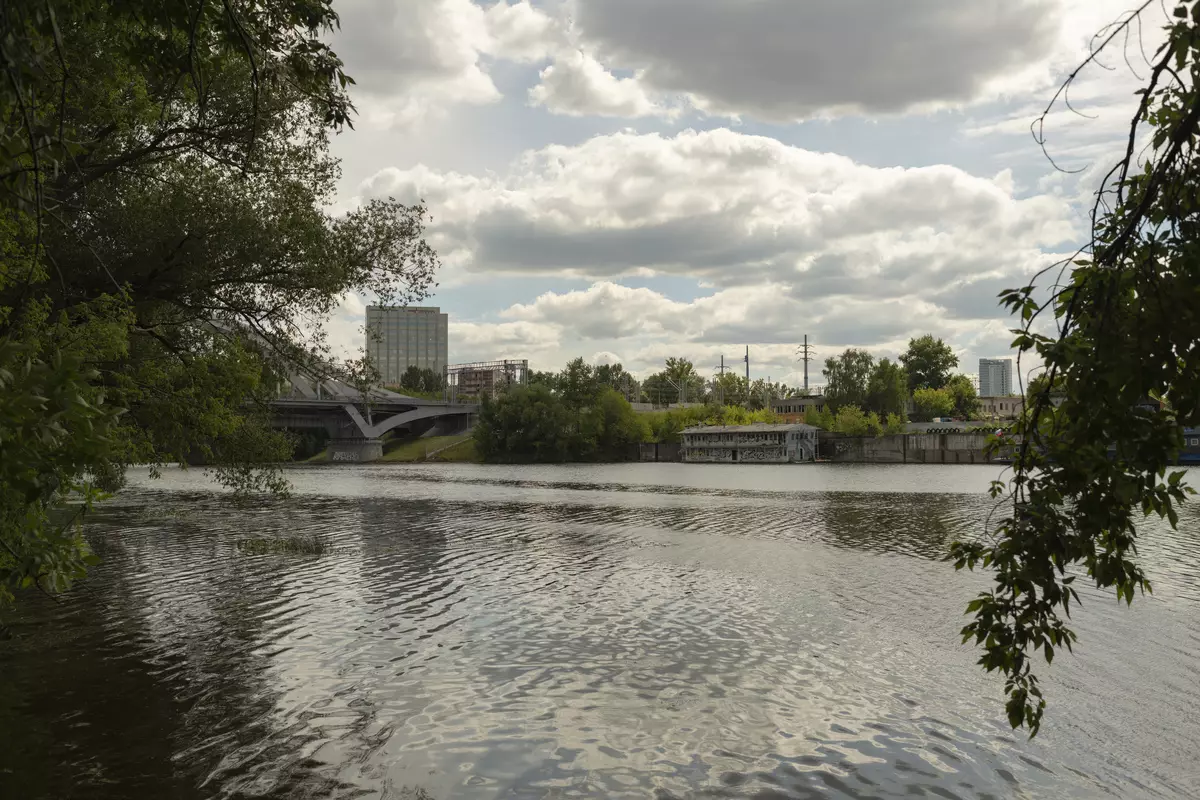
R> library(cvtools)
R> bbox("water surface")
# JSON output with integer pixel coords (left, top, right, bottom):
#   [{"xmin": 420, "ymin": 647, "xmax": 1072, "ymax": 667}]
[{"xmin": 2, "ymin": 463, "xmax": 1198, "ymax": 799}]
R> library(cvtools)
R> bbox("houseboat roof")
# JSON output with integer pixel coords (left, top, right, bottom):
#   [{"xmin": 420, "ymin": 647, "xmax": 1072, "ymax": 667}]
[{"xmin": 681, "ymin": 423, "xmax": 818, "ymax": 434}]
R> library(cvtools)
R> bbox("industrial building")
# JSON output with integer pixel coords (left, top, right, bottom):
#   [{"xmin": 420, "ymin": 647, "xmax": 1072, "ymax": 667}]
[
  {"xmin": 978, "ymin": 358, "xmax": 1013, "ymax": 397},
  {"xmin": 681, "ymin": 423, "xmax": 818, "ymax": 463},
  {"xmin": 770, "ymin": 395, "xmax": 828, "ymax": 422},
  {"xmin": 365, "ymin": 305, "xmax": 449, "ymax": 384},
  {"xmin": 978, "ymin": 396, "xmax": 1024, "ymax": 421}
]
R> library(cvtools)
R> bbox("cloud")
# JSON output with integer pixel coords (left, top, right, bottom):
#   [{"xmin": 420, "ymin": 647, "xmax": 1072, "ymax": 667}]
[
  {"xmin": 326, "ymin": 0, "xmax": 1172, "ymax": 137},
  {"xmin": 330, "ymin": 0, "xmax": 500, "ymax": 128},
  {"xmin": 448, "ymin": 319, "xmax": 562, "ymax": 364},
  {"xmin": 528, "ymin": 50, "xmax": 665, "ymax": 118},
  {"xmin": 503, "ymin": 281, "xmax": 981, "ymax": 348},
  {"xmin": 521, "ymin": 0, "xmax": 1063, "ymax": 122},
  {"xmin": 330, "ymin": 0, "xmax": 566, "ymax": 129},
  {"xmin": 504, "ymin": 282, "xmax": 686, "ymax": 338},
  {"xmin": 483, "ymin": 0, "xmax": 565, "ymax": 62},
  {"xmin": 361, "ymin": 127, "xmax": 1077, "ymax": 300},
  {"xmin": 312, "ymin": 0, "xmax": 1174, "ymax": 387},
  {"xmin": 961, "ymin": 0, "xmax": 1175, "ymax": 174},
  {"xmin": 448, "ymin": 280, "xmax": 1027, "ymax": 387}
]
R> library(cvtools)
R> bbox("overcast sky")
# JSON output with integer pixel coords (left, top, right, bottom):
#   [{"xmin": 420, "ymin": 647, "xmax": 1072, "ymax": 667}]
[{"xmin": 322, "ymin": 0, "xmax": 1164, "ymax": 388}]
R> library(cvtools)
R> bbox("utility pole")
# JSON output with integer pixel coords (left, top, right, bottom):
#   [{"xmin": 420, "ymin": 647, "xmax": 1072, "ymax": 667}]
[
  {"xmin": 744, "ymin": 346, "xmax": 750, "ymax": 383},
  {"xmin": 796, "ymin": 335, "xmax": 814, "ymax": 393},
  {"xmin": 713, "ymin": 355, "xmax": 729, "ymax": 406},
  {"xmin": 665, "ymin": 376, "xmax": 685, "ymax": 406}
]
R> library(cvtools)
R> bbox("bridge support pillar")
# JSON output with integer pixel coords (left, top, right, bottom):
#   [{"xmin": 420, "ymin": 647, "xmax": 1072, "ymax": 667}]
[{"xmin": 328, "ymin": 438, "xmax": 384, "ymax": 463}]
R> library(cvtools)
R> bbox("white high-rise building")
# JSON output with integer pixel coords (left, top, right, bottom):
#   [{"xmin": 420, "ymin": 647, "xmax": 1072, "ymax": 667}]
[
  {"xmin": 978, "ymin": 358, "xmax": 1013, "ymax": 397},
  {"xmin": 365, "ymin": 305, "xmax": 449, "ymax": 384}
]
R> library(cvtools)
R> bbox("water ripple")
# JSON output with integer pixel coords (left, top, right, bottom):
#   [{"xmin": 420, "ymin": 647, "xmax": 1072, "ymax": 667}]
[{"xmin": 2, "ymin": 464, "xmax": 1198, "ymax": 799}]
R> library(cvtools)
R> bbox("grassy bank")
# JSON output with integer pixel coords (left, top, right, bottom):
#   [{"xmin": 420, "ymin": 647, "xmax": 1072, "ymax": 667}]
[
  {"xmin": 422, "ymin": 437, "xmax": 479, "ymax": 462},
  {"xmin": 306, "ymin": 433, "xmax": 480, "ymax": 463},
  {"xmin": 380, "ymin": 434, "xmax": 478, "ymax": 462}
]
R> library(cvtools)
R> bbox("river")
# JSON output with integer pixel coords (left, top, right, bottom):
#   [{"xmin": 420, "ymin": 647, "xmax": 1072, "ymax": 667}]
[{"xmin": 2, "ymin": 463, "xmax": 1199, "ymax": 799}]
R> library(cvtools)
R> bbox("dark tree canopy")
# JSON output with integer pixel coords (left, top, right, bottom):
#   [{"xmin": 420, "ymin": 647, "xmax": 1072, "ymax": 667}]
[
  {"xmin": 0, "ymin": 0, "xmax": 439, "ymax": 610},
  {"xmin": 558, "ymin": 357, "xmax": 600, "ymax": 411},
  {"xmin": 899, "ymin": 335, "xmax": 959, "ymax": 393},
  {"xmin": 473, "ymin": 384, "xmax": 647, "ymax": 463},
  {"xmin": 911, "ymin": 387, "xmax": 955, "ymax": 421},
  {"xmin": 594, "ymin": 362, "xmax": 637, "ymax": 397},
  {"xmin": 865, "ymin": 358, "xmax": 908, "ymax": 418},
  {"xmin": 944, "ymin": 374, "xmax": 981, "ymax": 419},
  {"xmin": 642, "ymin": 357, "xmax": 704, "ymax": 405},
  {"xmin": 951, "ymin": 2, "xmax": 1200, "ymax": 735},
  {"xmin": 821, "ymin": 348, "xmax": 874, "ymax": 411}
]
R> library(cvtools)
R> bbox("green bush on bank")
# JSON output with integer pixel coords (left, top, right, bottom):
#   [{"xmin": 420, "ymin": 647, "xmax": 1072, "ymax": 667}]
[
  {"xmin": 641, "ymin": 405, "xmax": 779, "ymax": 444},
  {"xmin": 803, "ymin": 406, "xmax": 906, "ymax": 437},
  {"xmin": 474, "ymin": 385, "xmax": 649, "ymax": 463},
  {"xmin": 474, "ymin": 384, "xmax": 792, "ymax": 461}
]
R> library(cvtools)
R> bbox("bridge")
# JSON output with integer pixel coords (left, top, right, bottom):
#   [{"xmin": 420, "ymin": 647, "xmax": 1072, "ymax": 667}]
[{"xmin": 272, "ymin": 374, "xmax": 478, "ymax": 462}]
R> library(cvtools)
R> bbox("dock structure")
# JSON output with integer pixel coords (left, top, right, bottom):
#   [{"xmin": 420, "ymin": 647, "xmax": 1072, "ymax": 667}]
[{"xmin": 681, "ymin": 423, "xmax": 818, "ymax": 463}]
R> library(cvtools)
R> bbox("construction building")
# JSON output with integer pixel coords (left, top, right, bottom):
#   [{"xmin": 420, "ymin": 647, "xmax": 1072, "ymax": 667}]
[
  {"xmin": 365, "ymin": 305, "xmax": 449, "ymax": 384},
  {"xmin": 446, "ymin": 359, "xmax": 529, "ymax": 400},
  {"xmin": 681, "ymin": 423, "xmax": 819, "ymax": 463}
]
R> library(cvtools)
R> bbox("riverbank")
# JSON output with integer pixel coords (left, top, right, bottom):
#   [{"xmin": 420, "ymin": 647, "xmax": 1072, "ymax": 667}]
[
  {"xmin": 302, "ymin": 428, "xmax": 1004, "ymax": 467},
  {"xmin": 308, "ymin": 434, "xmax": 479, "ymax": 464}
]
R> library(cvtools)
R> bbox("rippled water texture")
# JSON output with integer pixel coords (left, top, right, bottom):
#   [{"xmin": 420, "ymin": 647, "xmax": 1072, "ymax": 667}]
[{"xmin": 3, "ymin": 464, "xmax": 1200, "ymax": 799}]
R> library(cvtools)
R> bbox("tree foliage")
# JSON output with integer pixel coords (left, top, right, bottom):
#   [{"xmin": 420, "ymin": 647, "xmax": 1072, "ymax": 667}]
[
  {"xmin": 0, "ymin": 1, "xmax": 438, "ymax": 611},
  {"xmin": 473, "ymin": 385, "xmax": 575, "ymax": 462},
  {"xmin": 900, "ymin": 335, "xmax": 959, "ymax": 393},
  {"xmin": 950, "ymin": 2, "xmax": 1200, "ymax": 735},
  {"xmin": 558, "ymin": 357, "xmax": 600, "ymax": 411},
  {"xmin": 912, "ymin": 387, "xmax": 956, "ymax": 421},
  {"xmin": 529, "ymin": 370, "xmax": 559, "ymax": 391},
  {"xmin": 944, "ymin": 374, "xmax": 982, "ymax": 419},
  {"xmin": 397, "ymin": 366, "xmax": 443, "ymax": 393},
  {"xmin": 832, "ymin": 406, "xmax": 874, "ymax": 436},
  {"xmin": 473, "ymin": 384, "xmax": 648, "ymax": 462},
  {"xmin": 822, "ymin": 348, "xmax": 874, "ymax": 411},
  {"xmin": 746, "ymin": 378, "xmax": 796, "ymax": 409},
  {"xmin": 804, "ymin": 404, "xmax": 904, "ymax": 436},
  {"xmin": 643, "ymin": 404, "xmax": 779, "ymax": 443},
  {"xmin": 642, "ymin": 357, "xmax": 704, "ymax": 405},
  {"xmin": 709, "ymin": 372, "xmax": 749, "ymax": 406},
  {"xmin": 594, "ymin": 362, "xmax": 638, "ymax": 398},
  {"xmin": 866, "ymin": 357, "xmax": 909, "ymax": 417}
]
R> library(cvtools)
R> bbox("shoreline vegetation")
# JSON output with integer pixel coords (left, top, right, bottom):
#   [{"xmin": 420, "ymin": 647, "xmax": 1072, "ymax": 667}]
[{"xmin": 304, "ymin": 349, "xmax": 1012, "ymax": 465}]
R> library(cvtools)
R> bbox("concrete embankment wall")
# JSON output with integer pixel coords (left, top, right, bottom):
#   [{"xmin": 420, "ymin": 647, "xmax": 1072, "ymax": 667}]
[
  {"xmin": 639, "ymin": 442, "xmax": 682, "ymax": 462},
  {"xmin": 821, "ymin": 433, "xmax": 994, "ymax": 464}
]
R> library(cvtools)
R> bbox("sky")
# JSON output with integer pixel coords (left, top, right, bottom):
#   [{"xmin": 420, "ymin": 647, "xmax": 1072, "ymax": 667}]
[{"xmin": 320, "ymin": 0, "xmax": 1168, "ymax": 389}]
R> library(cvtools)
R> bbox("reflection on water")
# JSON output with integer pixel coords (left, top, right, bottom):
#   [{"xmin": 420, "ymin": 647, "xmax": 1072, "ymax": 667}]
[{"xmin": 2, "ymin": 463, "xmax": 1199, "ymax": 799}]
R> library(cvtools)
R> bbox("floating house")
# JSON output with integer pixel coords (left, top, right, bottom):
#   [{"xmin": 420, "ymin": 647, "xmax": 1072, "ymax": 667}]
[{"xmin": 681, "ymin": 423, "xmax": 818, "ymax": 463}]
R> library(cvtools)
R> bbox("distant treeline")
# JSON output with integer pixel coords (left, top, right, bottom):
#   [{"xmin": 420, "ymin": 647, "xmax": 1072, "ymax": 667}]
[{"xmin": 474, "ymin": 359, "xmax": 794, "ymax": 462}]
